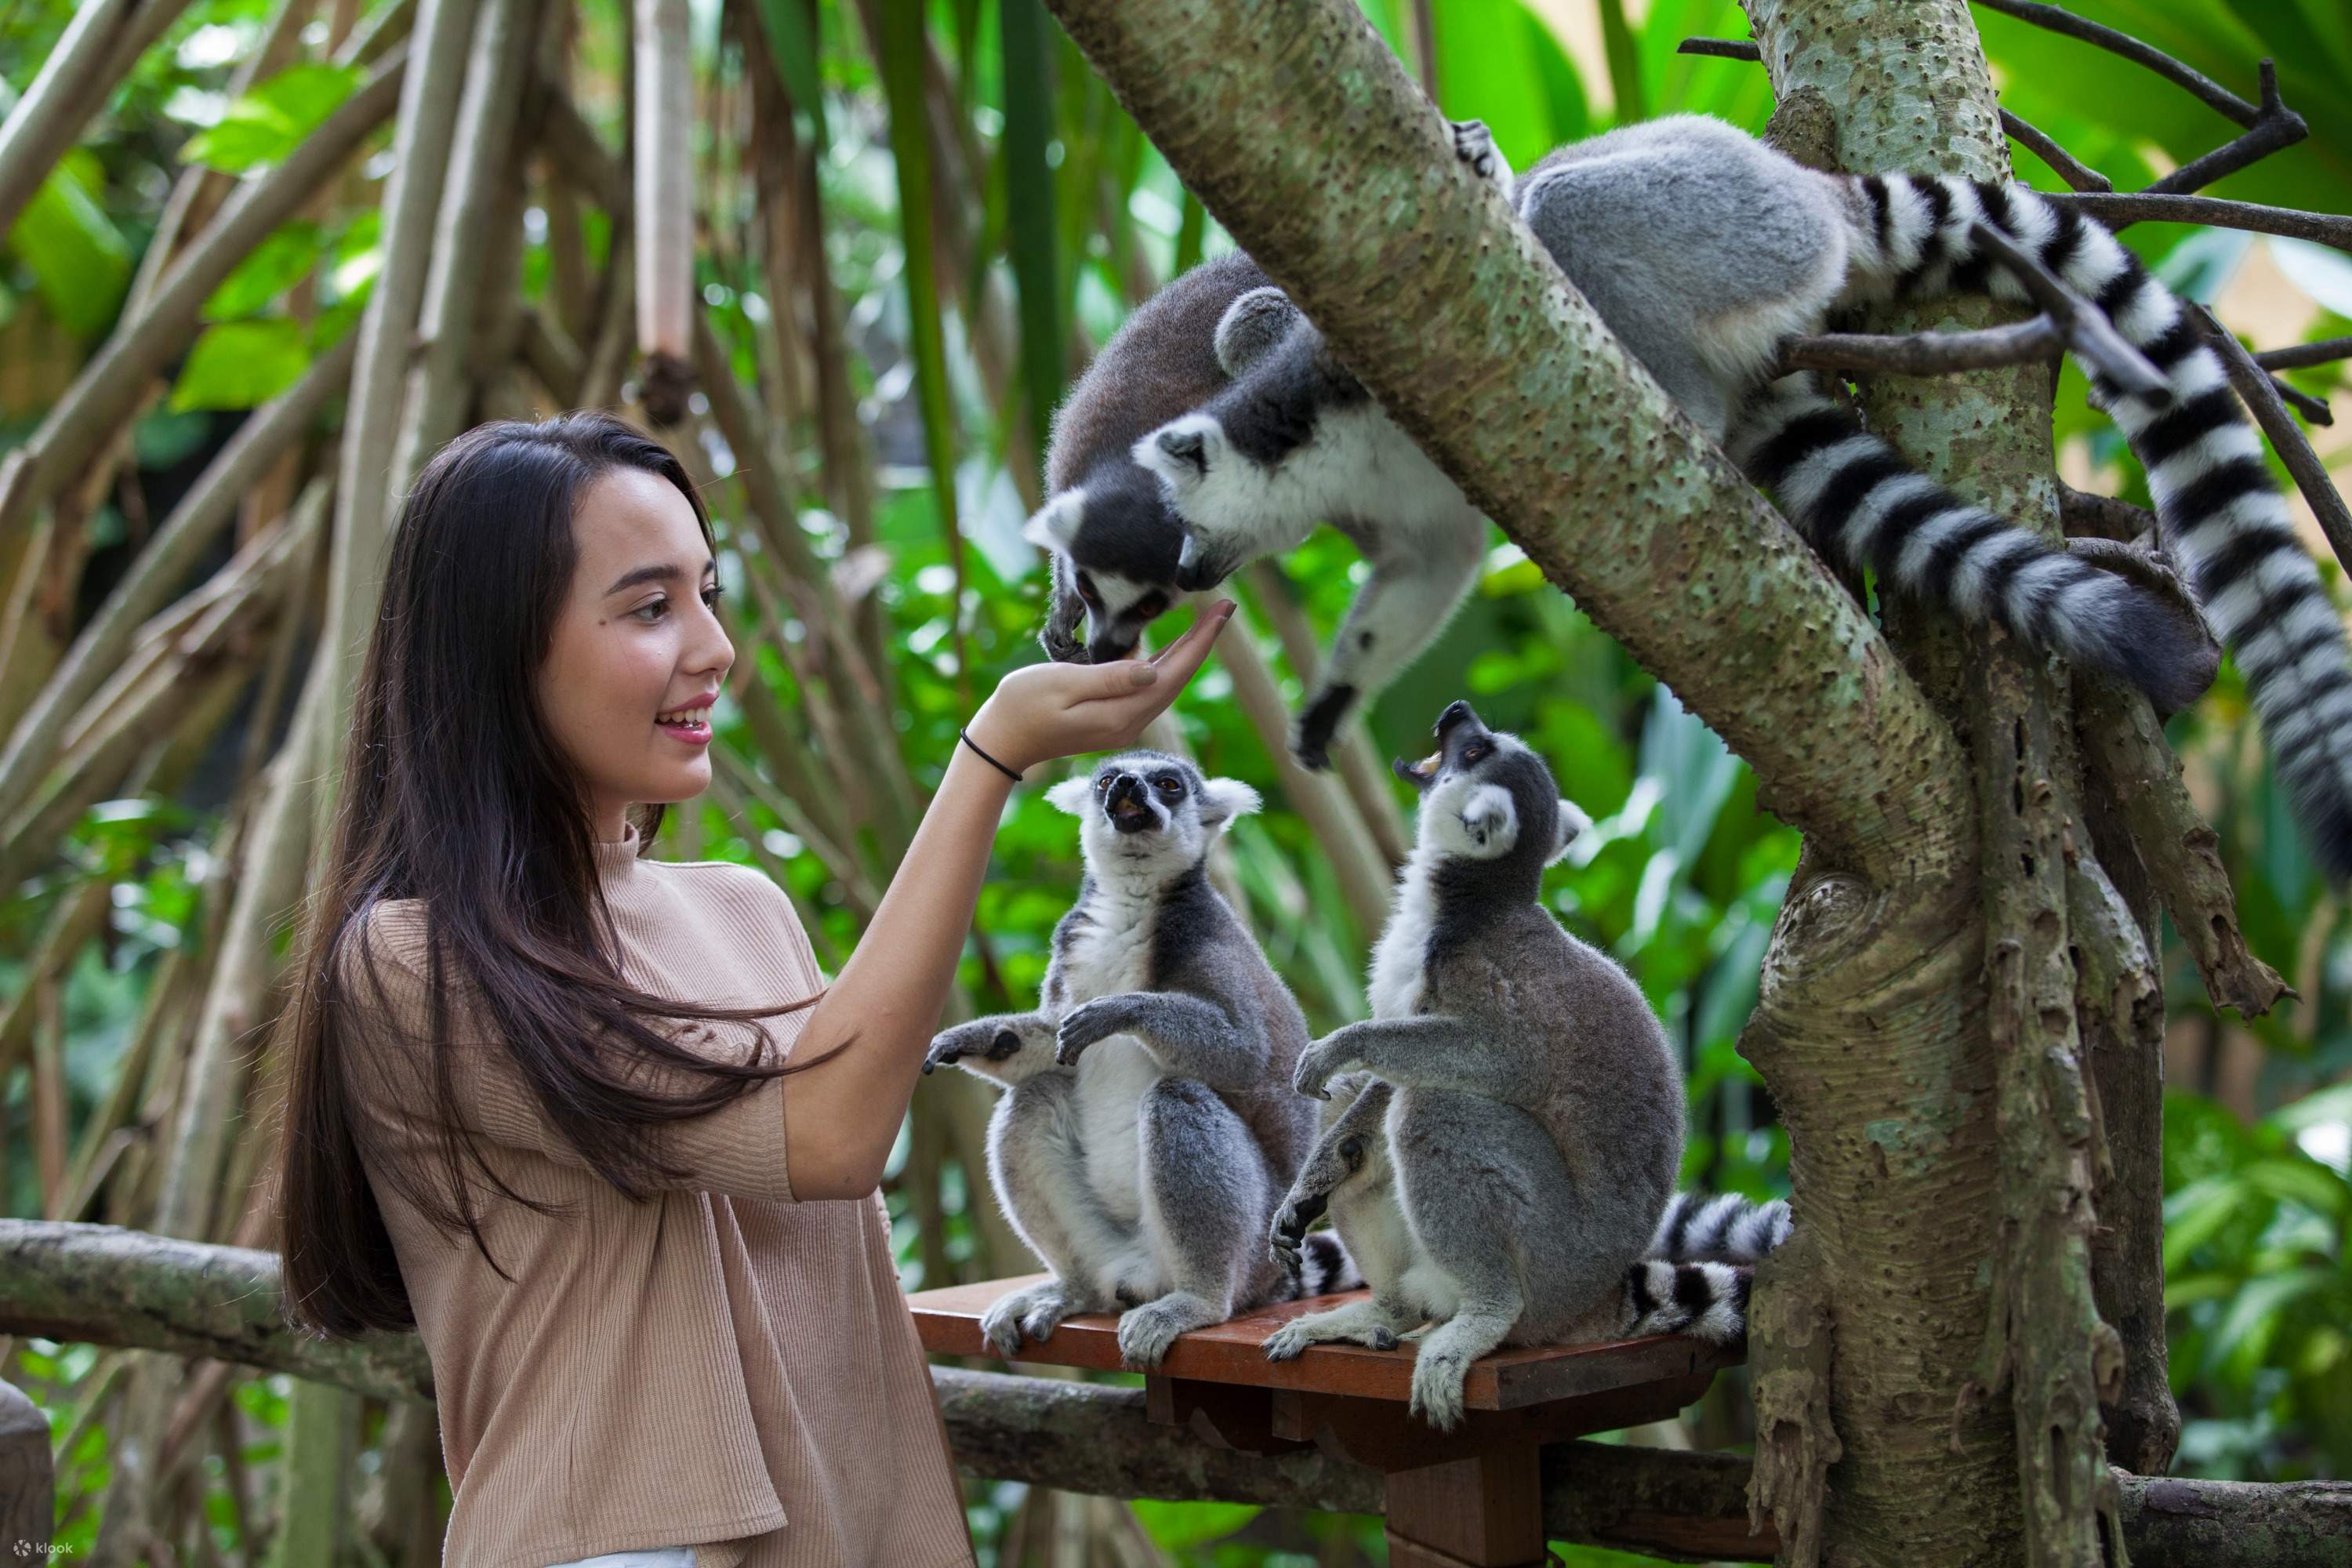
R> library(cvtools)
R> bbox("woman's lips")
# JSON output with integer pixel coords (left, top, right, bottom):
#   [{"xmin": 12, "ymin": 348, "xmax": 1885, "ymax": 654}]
[{"xmin": 657, "ymin": 712, "xmax": 713, "ymax": 745}]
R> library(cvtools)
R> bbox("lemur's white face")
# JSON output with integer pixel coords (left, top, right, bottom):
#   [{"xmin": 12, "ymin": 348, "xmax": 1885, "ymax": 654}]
[
  {"xmin": 1396, "ymin": 708, "xmax": 1590, "ymax": 866},
  {"xmin": 1046, "ymin": 754, "xmax": 1260, "ymax": 880}
]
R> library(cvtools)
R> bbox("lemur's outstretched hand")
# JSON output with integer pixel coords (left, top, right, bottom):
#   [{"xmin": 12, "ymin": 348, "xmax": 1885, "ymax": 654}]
[{"xmin": 964, "ymin": 601, "xmax": 1236, "ymax": 775}]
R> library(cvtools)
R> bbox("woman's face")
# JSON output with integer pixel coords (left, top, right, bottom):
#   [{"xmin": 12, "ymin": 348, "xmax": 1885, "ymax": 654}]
[{"xmin": 537, "ymin": 466, "xmax": 733, "ymax": 840}]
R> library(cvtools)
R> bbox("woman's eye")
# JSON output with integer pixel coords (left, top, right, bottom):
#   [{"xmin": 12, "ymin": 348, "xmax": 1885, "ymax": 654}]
[
  {"xmin": 702, "ymin": 583, "xmax": 724, "ymax": 611},
  {"xmin": 631, "ymin": 597, "xmax": 670, "ymax": 622}
]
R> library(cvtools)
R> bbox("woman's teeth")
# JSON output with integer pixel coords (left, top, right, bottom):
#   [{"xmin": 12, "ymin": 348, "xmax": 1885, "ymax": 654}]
[{"xmin": 657, "ymin": 709, "xmax": 708, "ymax": 728}]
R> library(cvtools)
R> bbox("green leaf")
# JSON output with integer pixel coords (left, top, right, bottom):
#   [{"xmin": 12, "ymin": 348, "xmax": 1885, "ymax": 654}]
[
  {"xmin": 5, "ymin": 154, "xmax": 131, "ymax": 338},
  {"xmin": 2161, "ymin": 1175, "xmax": 2248, "ymax": 1271},
  {"xmin": 169, "ymin": 319, "xmax": 309, "ymax": 411},
  {"xmin": 180, "ymin": 63, "xmax": 363, "ymax": 172},
  {"xmin": 202, "ymin": 221, "xmax": 324, "ymax": 320},
  {"xmin": 2205, "ymin": 1266, "xmax": 2332, "ymax": 1372},
  {"xmin": 753, "ymin": 0, "xmax": 828, "ymax": 148},
  {"xmin": 2239, "ymin": 1158, "xmax": 2352, "ymax": 1220},
  {"xmin": 1128, "ymin": 1499, "xmax": 1261, "ymax": 1550}
]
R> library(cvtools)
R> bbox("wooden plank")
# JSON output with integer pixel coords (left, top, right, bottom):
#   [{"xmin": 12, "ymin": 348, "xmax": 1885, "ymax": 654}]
[{"xmin": 907, "ymin": 1275, "xmax": 1742, "ymax": 1413}]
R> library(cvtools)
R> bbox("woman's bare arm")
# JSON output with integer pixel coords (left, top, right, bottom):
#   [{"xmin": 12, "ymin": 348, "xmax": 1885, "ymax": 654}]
[{"xmin": 779, "ymin": 602, "xmax": 1235, "ymax": 1199}]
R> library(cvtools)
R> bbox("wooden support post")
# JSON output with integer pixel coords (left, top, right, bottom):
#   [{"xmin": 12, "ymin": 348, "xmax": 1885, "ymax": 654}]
[{"xmin": 1385, "ymin": 1448, "xmax": 1546, "ymax": 1567}]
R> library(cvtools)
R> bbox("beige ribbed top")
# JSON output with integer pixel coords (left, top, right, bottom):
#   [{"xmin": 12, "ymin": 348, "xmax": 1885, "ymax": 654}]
[{"xmin": 339, "ymin": 825, "xmax": 974, "ymax": 1568}]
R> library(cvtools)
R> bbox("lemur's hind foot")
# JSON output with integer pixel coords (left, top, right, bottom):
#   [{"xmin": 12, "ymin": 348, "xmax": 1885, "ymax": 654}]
[{"xmin": 1263, "ymin": 1296, "xmax": 1411, "ymax": 1362}]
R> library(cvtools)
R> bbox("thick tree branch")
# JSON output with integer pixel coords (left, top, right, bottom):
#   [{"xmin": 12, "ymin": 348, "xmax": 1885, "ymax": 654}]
[
  {"xmin": 0, "ymin": 1218, "xmax": 2342, "ymax": 1563},
  {"xmin": 1040, "ymin": 0, "xmax": 1969, "ymax": 884}
]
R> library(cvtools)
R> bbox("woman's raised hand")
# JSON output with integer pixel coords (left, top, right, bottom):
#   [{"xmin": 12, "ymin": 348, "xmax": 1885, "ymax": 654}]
[{"xmin": 964, "ymin": 601, "xmax": 1236, "ymax": 775}]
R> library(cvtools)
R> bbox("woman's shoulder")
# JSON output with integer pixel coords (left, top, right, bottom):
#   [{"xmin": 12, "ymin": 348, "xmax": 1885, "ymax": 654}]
[{"xmin": 638, "ymin": 855, "xmax": 793, "ymax": 912}]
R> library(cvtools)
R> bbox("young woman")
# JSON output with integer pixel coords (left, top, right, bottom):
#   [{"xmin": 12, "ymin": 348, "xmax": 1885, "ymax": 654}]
[{"xmin": 273, "ymin": 411, "xmax": 1234, "ymax": 1568}]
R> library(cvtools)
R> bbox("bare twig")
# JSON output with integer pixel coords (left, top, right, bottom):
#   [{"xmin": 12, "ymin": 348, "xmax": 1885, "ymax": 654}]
[
  {"xmin": 1676, "ymin": 36, "xmax": 1759, "ymax": 61},
  {"xmin": 2046, "ymin": 191, "xmax": 2352, "ymax": 255},
  {"xmin": 2195, "ymin": 305, "xmax": 2352, "ymax": 579},
  {"xmin": 1998, "ymin": 108, "xmax": 2112, "ymax": 193},
  {"xmin": 1776, "ymin": 318, "xmax": 2061, "ymax": 379},
  {"xmin": 2270, "ymin": 380, "xmax": 2335, "ymax": 428},
  {"xmin": 2143, "ymin": 60, "xmax": 2306, "ymax": 198},
  {"xmin": 2257, "ymin": 336, "xmax": 2352, "ymax": 373},
  {"xmin": 1968, "ymin": 221, "xmax": 2168, "ymax": 396},
  {"xmin": 1969, "ymin": 0, "xmax": 2259, "ymax": 127}
]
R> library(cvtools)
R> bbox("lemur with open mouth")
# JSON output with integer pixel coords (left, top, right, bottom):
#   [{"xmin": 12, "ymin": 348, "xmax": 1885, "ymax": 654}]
[{"xmin": 923, "ymin": 752, "xmax": 1345, "ymax": 1369}]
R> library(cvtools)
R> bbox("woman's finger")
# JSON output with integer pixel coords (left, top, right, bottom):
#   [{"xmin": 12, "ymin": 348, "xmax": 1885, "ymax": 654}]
[{"xmin": 1148, "ymin": 601, "xmax": 1236, "ymax": 670}]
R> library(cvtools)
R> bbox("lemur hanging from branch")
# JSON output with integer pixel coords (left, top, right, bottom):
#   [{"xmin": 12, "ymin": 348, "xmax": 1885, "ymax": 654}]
[{"xmin": 1026, "ymin": 114, "xmax": 2352, "ymax": 880}]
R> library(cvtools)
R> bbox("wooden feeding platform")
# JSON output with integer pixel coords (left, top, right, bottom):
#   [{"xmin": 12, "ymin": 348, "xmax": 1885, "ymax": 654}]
[{"xmin": 909, "ymin": 1273, "xmax": 1743, "ymax": 1568}]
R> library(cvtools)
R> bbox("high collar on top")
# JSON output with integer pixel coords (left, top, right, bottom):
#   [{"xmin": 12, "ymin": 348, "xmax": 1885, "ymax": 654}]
[{"xmin": 591, "ymin": 821, "xmax": 644, "ymax": 884}]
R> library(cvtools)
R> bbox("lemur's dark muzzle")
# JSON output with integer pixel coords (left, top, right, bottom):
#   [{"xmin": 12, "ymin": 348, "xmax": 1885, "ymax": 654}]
[
  {"xmin": 1436, "ymin": 699, "xmax": 1482, "ymax": 739},
  {"xmin": 1105, "ymin": 775, "xmax": 1157, "ymax": 833}
]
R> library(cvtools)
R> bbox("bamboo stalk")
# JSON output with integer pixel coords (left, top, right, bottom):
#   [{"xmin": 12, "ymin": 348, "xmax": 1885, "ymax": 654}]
[
  {"xmin": 633, "ymin": 0, "xmax": 696, "ymax": 423},
  {"xmin": 0, "ymin": 0, "xmax": 193, "ymax": 241},
  {"xmin": 0, "ymin": 333, "xmax": 355, "ymax": 822},
  {"xmin": 388, "ymin": 0, "xmax": 544, "ymax": 493},
  {"xmin": 0, "ymin": 45, "xmax": 408, "ymax": 543}
]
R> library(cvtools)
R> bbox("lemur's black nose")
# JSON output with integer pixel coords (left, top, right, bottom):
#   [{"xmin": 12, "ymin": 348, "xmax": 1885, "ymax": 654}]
[
  {"xmin": 1436, "ymin": 700, "xmax": 1480, "ymax": 738},
  {"xmin": 1105, "ymin": 774, "xmax": 1156, "ymax": 832}
]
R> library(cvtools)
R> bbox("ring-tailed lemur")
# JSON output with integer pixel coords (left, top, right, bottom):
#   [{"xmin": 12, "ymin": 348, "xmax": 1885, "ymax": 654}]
[
  {"xmin": 1261, "ymin": 699, "xmax": 1747, "ymax": 1430},
  {"xmin": 921, "ymin": 752, "xmax": 1340, "ymax": 1368},
  {"xmin": 1133, "ymin": 115, "xmax": 2351, "ymax": 877},
  {"xmin": 1018, "ymin": 251, "xmax": 1296, "ymax": 666}
]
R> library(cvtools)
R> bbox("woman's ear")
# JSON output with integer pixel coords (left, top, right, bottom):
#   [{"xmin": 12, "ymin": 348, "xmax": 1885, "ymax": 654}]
[
  {"xmin": 1200, "ymin": 778, "xmax": 1263, "ymax": 833},
  {"xmin": 1548, "ymin": 799, "xmax": 1592, "ymax": 866},
  {"xmin": 1046, "ymin": 775, "xmax": 1095, "ymax": 815}
]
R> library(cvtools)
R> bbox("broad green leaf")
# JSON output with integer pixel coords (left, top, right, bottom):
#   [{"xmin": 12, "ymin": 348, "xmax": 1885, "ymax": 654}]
[
  {"xmin": 180, "ymin": 63, "xmax": 364, "ymax": 172},
  {"xmin": 2205, "ymin": 1265, "xmax": 2332, "ymax": 1372},
  {"xmin": 169, "ymin": 318, "xmax": 309, "ymax": 411},
  {"xmin": 203, "ymin": 221, "xmax": 325, "ymax": 321},
  {"xmin": 1128, "ymin": 1499, "xmax": 1261, "ymax": 1550},
  {"xmin": 2239, "ymin": 1158, "xmax": 2352, "ymax": 1220},
  {"xmin": 2162, "ymin": 1174, "xmax": 2248, "ymax": 1270},
  {"xmin": 5, "ymin": 154, "xmax": 131, "ymax": 338}
]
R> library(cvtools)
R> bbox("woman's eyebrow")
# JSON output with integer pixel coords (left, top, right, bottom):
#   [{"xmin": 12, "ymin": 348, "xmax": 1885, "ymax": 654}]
[{"xmin": 603, "ymin": 557, "xmax": 717, "ymax": 595}]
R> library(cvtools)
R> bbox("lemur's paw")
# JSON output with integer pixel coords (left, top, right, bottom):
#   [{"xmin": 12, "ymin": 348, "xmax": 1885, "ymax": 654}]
[
  {"xmin": 1018, "ymin": 1299, "xmax": 1073, "ymax": 1345},
  {"xmin": 978, "ymin": 1302, "xmax": 1027, "ymax": 1358},
  {"xmin": 924, "ymin": 1023, "xmax": 1022, "ymax": 1075},
  {"xmin": 1290, "ymin": 684, "xmax": 1356, "ymax": 773},
  {"xmin": 1450, "ymin": 118, "xmax": 1514, "ymax": 200},
  {"xmin": 1262, "ymin": 1321, "xmax": 1314, "ymax": 1363},
  {"xmin": 1292, "ymin": 1040, "xmax": 1353, "ymax": 1102},
  {"xmin": 1116, "ymin": 1302, "xmax": 1194, "ymax": 1369},
  {"xmin": 1367, "ymin": 1326, "xmax": 1401, "ymax": 1352},
  {"xmin": 1409, "ymin": 1352, "xmax": 1470, "ymax": 1432},
  {"xmin": 1054, "ymin": 998, "xmax": 1133, "ymax": 1066}
]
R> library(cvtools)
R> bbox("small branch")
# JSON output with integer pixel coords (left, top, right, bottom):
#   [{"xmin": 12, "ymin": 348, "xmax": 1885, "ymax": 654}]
[
  {"xmin": 1968, "ymin": 221, "xmax": 2168, "ymax": 397},
  {"xmin": 2143, "ymin": 60, "xmax": 2306, "ymax": 199},
  {"xmin": 2256, "ymin": 336, "xmax": 2352, "ymax": 373},
  {"xmin": 2077, "ymin": 679, "xmax": 2292, "ymax": 1018},
  {"xmin": 2195, "ymin": 305, "xmax": 2352, "ymax": 579},
  {"xmin": 1677, "ymin": 35, "xmax": 1759, "ymax": 61},
  {"xmin": 1969, "ymin": 0, "xmax": 2259, "ymax": 128},
  {"xmin": 2060, "ymin": 485, "xmax": 2157, "ymax": 544},
  {"xmin": 1775, "ymin": 318, "xmax": 2060, "ymax": 379},
  {"xmin": 2045, "ymin": 191, "xmax": 2352, "ymax": 256},
  {"xmin": 1999, "ymin": 107, "xmax": 2112, "ymax": 193}
]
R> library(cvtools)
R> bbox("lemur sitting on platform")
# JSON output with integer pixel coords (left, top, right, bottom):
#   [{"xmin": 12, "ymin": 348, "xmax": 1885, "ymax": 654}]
[
  {"xmin": 923, "ymin": 752, "xmax": 1346, "ymax": 1369},
  {"xmin": 1263, "ymin": 702, "xmax": 1766, "ymax": 1429}
]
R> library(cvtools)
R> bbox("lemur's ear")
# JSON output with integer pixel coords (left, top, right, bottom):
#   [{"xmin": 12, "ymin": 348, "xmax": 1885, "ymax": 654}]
[
  {"xmin": 1045, "ymin": 775, "xmax": 1094, "ymax": 815},
  {"xmin": 1199, "ymin": 778, "xmax": 1264, "ymax": 833},
  {"xmin": 1213, "ymin": 286, "xmax": 1302, "ymax": 377},
  {"xmin": 1022, "ymin": 489, "xmax": 1087, "ymax": 553},
  {"xmin": 1548, "ymin": 800, "xmax": 1592, "ymax": 866}
]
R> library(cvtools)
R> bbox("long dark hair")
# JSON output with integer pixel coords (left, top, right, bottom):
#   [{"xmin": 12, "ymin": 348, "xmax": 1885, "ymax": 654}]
[{"xmin": 276, "ymin": 412, "xmax": 837, "ymax": 1340}]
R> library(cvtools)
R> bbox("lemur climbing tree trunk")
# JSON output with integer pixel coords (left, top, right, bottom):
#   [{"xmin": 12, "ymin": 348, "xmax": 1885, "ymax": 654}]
[{"xmin": 1031, "ymin": 0, "xmax": 2278, "ymax": 1563}]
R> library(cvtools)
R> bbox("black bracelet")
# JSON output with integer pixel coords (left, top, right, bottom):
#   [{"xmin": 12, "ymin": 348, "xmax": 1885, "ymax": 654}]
[{"xmin": 959, "ymin": 727, "xmax": 1023, "ymax": 782}]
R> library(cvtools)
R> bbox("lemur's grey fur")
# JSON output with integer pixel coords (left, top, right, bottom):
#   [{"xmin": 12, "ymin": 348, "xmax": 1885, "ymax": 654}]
[
  {"xmin": 922, "ymin": 752, "xmax": 1323, "ymax": 1368},
  {"xmin": 1131, "ymin": 116, "xmax": 2352, "ymax": 877},
  {"xmin": 1020, "ymin": 252, "xmax": 1286, "ymax": 667},
  {"xmin": 1262, "ymin": 700, "xmax": 1723, "ymax": 1430}
]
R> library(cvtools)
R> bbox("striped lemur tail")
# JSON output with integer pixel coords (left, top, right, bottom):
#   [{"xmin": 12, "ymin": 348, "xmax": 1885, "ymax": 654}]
[
  {"xmin": 1291, "ymin": 1230, "xmax": 1362, "ymax": 1298},
  {"xmin": 1610, "ymin": 1194, "xmax": 1794, "ymax": 1345},
  {"xmin": 1729, "ymin": 172, "xmax": 2352, "ymax": 880}
]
